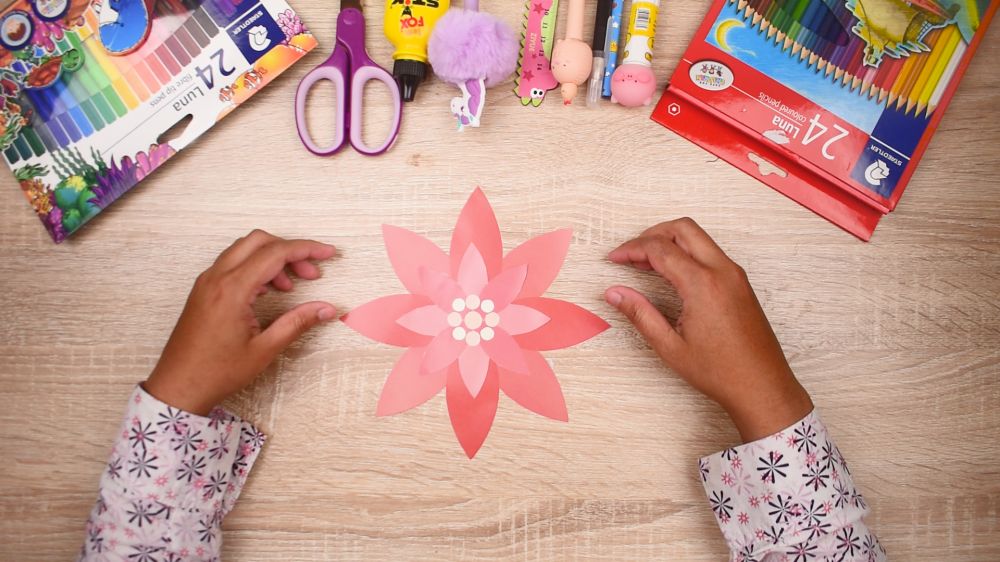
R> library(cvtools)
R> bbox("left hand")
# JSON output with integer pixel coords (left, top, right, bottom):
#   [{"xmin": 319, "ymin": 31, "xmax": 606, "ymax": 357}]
[{"xmin": 144, "ymin": 230, "xmax": 337, "ymax": 415}]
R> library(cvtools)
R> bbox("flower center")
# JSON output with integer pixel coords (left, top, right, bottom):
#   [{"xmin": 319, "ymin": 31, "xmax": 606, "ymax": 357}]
[{"xmin": 450, "ymin": 295, "xmax": 497, "ymax": 345}]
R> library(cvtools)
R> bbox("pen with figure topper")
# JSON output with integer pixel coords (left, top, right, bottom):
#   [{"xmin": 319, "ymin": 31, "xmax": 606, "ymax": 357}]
[
  {"xmin": 610, "ymin": 0, "xmax": 659, "ymax": 107},
  {"xmin": 585, "ymin": 0, "xmax": 612, "ymax": 107},
  {"xmin": 550, "ymin": 0, "xmax": 591, "ymax": 104}
]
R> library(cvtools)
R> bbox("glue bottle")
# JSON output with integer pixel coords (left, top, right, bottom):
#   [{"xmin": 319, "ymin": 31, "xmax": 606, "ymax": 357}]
[{"xmin": 384, "ymin": 0, "xmax": 450, "ymax": 101}]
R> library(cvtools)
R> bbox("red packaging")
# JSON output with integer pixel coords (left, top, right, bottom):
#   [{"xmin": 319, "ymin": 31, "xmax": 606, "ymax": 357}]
[{"xmin": 652, "ymin": 0, "xmax": 998, "ymax": 240}]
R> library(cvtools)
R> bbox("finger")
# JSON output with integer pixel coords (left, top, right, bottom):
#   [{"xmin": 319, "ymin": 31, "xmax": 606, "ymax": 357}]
[
  {"xmin": 605, "ymin": 286, "xmax": 684, "ymax": 363},
  {"xmin": 641, "ymin": 218, "xmax": 730, "ymax": 268},
  {"xmin": 237, "ymin": 239, "xmax": 336, "ymax": 290},
  {"xmin": 270, "ymin": 269, "xmax": 294, "ymax": 292},
  {"xmin": 608, "ymin": 236, "xmax": 704, "ymax": 292},
  {"xmin": 214, "ymin": 229, "xmax": 277, "ymax": 270},
  {"xmin": 288, "ymin": 259, "xmax": 322, "ymax": 280},
  {"xmin": 253, "ymin": 301, "xmax": 337, "ymax": 357},
  {"xmin": 625, "ymin": 259, "xmax": 654, "ymax": 271}
]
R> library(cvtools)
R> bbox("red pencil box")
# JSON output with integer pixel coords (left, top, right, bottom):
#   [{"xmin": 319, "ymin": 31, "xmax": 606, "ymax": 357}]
[{"xmin": 652, "ymin": 0, "xmax": 998, "ymax": 240}]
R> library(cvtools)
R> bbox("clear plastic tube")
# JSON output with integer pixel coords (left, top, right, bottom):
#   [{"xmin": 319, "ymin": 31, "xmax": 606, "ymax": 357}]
[{"xmin": 586, "ymin": 55, "xmax": 605, "ymax": 107}]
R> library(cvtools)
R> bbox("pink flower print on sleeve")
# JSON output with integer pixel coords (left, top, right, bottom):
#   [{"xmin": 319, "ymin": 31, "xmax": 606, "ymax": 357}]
[
  {"xmin": 699, "ymin": 410, "xmax": 887, "ymax": 561},
  {"xmin": 79, "ymin": 385, "xmax": 265, "ymax": 561}
]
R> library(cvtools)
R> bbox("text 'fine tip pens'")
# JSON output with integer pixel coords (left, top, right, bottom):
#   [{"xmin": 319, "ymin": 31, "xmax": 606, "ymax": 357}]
[{"xmin": 586, "ymin": 0, "xmax": 614, "ymax": 107}]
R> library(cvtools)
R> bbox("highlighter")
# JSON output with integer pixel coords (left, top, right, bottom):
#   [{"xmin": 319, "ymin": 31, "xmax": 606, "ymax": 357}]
[{"xmin": 384, "ymin": 0, "xmax": 450, "ymax": 101}]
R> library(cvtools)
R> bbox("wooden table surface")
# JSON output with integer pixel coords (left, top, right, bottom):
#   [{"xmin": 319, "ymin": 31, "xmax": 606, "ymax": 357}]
[{"xmin": 1, "ymin": 0, "xmax": 998, "ymax": 559}]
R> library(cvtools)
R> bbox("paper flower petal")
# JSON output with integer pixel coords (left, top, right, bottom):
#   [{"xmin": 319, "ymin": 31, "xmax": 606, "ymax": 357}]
[
  {"xmin": 481, "ymin": 264, "xmax": 527, "ymax": 311},
  {"xmin": 458, "ymin": 345, "xmax": 490, "ymax": 397},
  {"xmin": 457, "ymin": 244, "xmax": 489, "ymax": 295},
  {"xmin": 511, "ymin": 297, "xmax": 609, "ymax": 350},
  {"xmin": 499, "ymin": 303, "xmax": 550, "ymax": 335},
  {"xmin": 396, "ymin": 305, "xmax": 449, "ymax": 336},
  {"xmin": 481, "ymin": 328, "xmax": 529, "ymax": 374},
  {"xmin": 420, "ymin": 267, "xmax": 465, "ymax": 310},
  {"xmin": 421, "ymin": 330, "xmax": 466, "ymax": 374},
  {"xmin": 382, "ymin": 225, "xmax": 450, "ymax": 296},
  {"xmin": 376, "ymin": 347, "xmax": 447, "ymax": 416},
  {"xmin": 502, "ymin": 228, "xmax": 572, "ymax": 298},
  {"xmin": 342, "ymin": 295, "xmax": 434, "ymax": 347},
  {"xmin": 499, "ymin": 350, "xmax": 568, "ymax": 422},
  {"xmin": 447, "ymin": 361, "xmax": 500, "ymax": 458},
  {"xmin": 450, "ymin": 188, "xmax": 502, "ymax": 280}
]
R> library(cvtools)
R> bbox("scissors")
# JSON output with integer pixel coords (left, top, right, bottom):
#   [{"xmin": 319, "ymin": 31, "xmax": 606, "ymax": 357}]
[{"xmin": 294, "ymin": 0, "xmax": 402, "ymax": 156}]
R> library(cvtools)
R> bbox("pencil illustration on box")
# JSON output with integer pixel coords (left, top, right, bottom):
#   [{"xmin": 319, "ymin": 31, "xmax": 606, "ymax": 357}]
[
  {"xmin": 1, "ymin": 0, "xmax": 317, "ymax": 242},
  {"xmin": 715, "ymin": 0, "xmax": 982, "ymax": 116},
  {"xmin": 652, "ymin": 0, "xmax": 997, "ymax": 240}
]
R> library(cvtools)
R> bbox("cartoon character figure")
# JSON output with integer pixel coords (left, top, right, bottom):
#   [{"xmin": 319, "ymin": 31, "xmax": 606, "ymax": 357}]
[
  {"xmin": 610, "ymin": 66, "xmax": 655, "ymax": 106},
  {"xmin": 242, "ymin": 67, "xmax": 267, "ymax": 90},
  {"xmin": 218, "ymin": 85, "xmax": 235, "ymax": 102},
  {"xmin": 449, "ymin": 78, "xmax": 485, "ymax": 130},
  {"xmin": 550, "ymin": 37, "xmax": 591, "ymax": 104},
  {"xmin": 610, "ymin": 0, "xmax": 659, "ymax": 107},
  {"xmin": 849, "ymin": 0, "xmax": 958, "ymax": 66}
]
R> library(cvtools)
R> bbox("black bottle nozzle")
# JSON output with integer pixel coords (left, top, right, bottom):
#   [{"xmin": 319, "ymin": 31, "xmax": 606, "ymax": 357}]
[{"xmin": 393, "ymin": 59, "xmax": 427, "ymax": 102}]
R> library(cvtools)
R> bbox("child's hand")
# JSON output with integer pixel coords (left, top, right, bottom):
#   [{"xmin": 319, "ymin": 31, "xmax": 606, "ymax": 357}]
[
  {"xmin": 605, "ymin": 219, "xmax": 813, "ymax": 442},
  {"xmin": 143, "ymin": 231, "xmax": 338, "ymax": 415}
]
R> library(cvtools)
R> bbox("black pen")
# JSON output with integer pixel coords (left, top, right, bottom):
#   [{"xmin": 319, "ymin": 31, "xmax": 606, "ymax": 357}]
[{"xmin": 586, "ymin": 0, "xmax": 614, "ymax": 107}]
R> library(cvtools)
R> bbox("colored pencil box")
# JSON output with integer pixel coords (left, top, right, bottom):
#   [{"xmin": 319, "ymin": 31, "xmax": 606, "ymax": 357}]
[
  {"xmin": 651, "ymin": 0, "xmax": 998, "ymax": 240},
  {"xmin": 3, "ymin": 0, "xmax": 317, "ymax": 242}
]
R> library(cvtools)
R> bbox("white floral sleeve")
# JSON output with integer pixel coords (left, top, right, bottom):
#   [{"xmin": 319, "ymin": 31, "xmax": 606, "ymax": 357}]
[
  {"xmin": 700, "ymin": 410, "xmax": 887, "ymax": 562},
  {"xmin": 79, "ymin": 385, "xmax": 265, "ymax": 561}
]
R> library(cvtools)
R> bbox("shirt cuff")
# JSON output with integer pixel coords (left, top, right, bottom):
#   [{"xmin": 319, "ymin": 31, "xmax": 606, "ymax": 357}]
[
  {"xmin": 698, "ymin": 410, "xmax": 870, "ymax": 558},
  {"xmin": 99, "ymin": 385, "xmax": 266, "ymax": 520}
]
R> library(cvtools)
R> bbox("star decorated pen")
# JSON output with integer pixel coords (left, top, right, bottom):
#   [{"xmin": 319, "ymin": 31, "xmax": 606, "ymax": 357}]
[{"xmin": 586, "ymin": 0, "xmax": 614, "ymax": 107}]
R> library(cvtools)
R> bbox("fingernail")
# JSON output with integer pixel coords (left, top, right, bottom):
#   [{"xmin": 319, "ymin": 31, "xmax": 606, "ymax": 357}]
[
  {"xmin": 318, "ymin": 307, "xmax": 336, "ymax": 321},
  {"xmin": 605, "ymin": 289, "xmax": 623, "ymax": 307}
]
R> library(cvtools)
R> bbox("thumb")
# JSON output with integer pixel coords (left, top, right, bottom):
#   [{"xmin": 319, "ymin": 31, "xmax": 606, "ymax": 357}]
[
  {"xmin": 255, "ymin": 301, "xmax": 336, "ymax": 357},
  {"xmin": 605, "ymin": 286, "xmax": 684, "ymax": 364}
]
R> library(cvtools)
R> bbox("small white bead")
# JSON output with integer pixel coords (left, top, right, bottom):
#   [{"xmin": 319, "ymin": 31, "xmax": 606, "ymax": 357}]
[
  {"xmin": 480, "ymin": 299, "xmax": 495, "ymax": 313},
  {"xmin": 464, "ymin": 311, "xmax": 483, "ymax": 330},
  {"xmin": 451, "ymin": 298, "xmax": 466, "ymax": 312},
  {"xmin": 480, "ymin": 327, "xmax": 494, "ymax": 341},
  {"xmin": 484, "ymin": 312, "xmax": 500, "ymax": 327},
  {"xmin": 447, "ymin": 312, "xmax": 462, "ymax": 327},
  {"xmin": 465, "ymin": 294, "xmax": 481, "ymax": 310},
  {"xmin": 465, "ymin": 331, "xmax": 481, "ymax": 346},
  {"xmin": 452, "ymin": 327, "xmax": 466, "ymax": 341}
]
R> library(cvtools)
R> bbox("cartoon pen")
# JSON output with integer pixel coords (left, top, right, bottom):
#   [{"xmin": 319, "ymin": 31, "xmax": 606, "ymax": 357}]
[
  {"xmin": 586, "ymin": 0, "xmax": 613, "ymax": 107},
  {"xmin": 551, "ymin": 0, "xmax": 592, "ymax": 104},
  {"xmin": 610, "ymin": 0, "xmax": 660, "ymax": 107}
]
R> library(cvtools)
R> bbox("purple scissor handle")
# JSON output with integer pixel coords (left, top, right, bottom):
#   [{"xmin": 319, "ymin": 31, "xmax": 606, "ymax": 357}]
[{"xmin": 294, "ymin": 0, "xmax": 402, "ymax": 156}]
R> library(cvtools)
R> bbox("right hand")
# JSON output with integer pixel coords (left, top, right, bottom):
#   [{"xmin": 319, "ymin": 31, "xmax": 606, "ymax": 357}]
[{"xmin": 604, "ymin": 218, "xmax": 813, "ymax": 442}]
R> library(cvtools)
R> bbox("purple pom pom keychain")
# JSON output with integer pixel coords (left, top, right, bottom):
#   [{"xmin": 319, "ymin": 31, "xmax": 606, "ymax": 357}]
[{"xmin": 427, "ymin": 0, "xmax": 518, "ymax": 130}]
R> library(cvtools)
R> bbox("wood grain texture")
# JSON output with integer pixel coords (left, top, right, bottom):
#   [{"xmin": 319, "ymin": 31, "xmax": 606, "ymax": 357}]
[{"xmin": 1, "ymin": 0, "xmax": 999, "ymax": 559}]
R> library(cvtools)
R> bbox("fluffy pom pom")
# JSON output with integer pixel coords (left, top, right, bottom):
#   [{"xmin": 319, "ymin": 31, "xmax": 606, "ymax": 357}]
[{"xmin": 428, "ymin": 9, "xmax": 519, "ymax": 88}]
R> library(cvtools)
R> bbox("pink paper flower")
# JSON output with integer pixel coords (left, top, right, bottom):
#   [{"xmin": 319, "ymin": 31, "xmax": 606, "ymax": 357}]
[{"xmin": 343, "ymin": 188, "xmax": 609, "ymax": 458}]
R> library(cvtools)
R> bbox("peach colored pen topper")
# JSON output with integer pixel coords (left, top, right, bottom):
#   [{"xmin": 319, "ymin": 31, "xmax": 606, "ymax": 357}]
[
  {"xmin": 611, "ymin": 0, "xmax": 660, "ymax": 107},
  {"xmin": 551, "ymin": 0, "xmax": 592, "ymax": 104}
]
